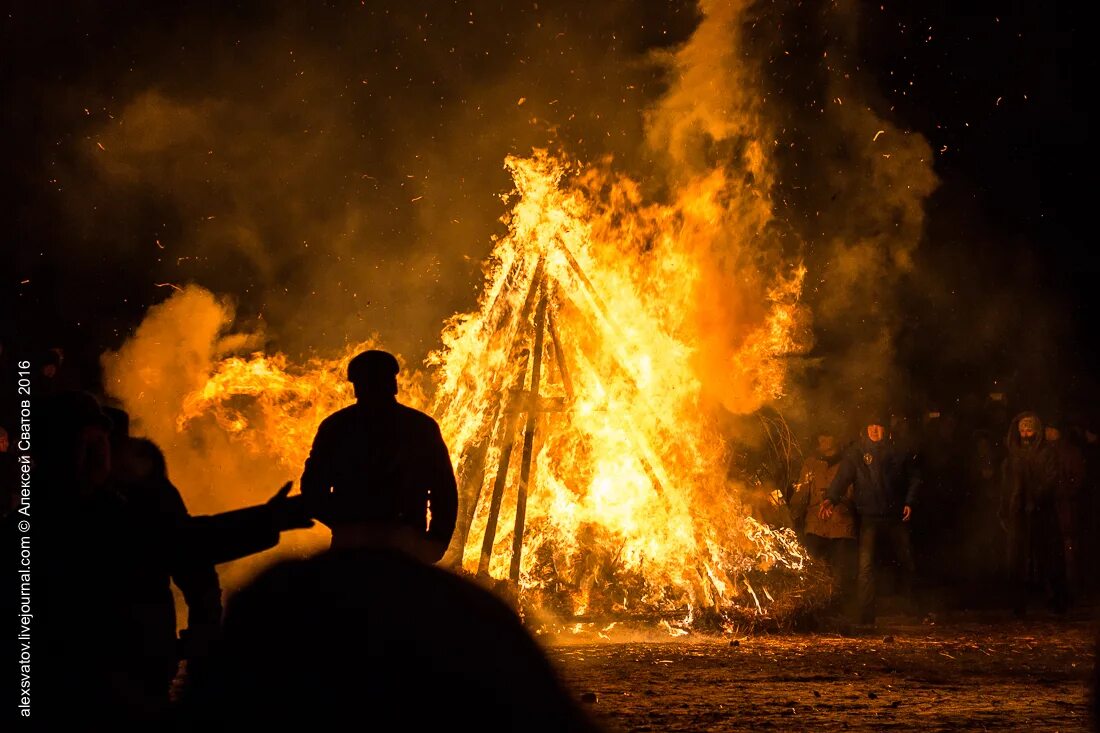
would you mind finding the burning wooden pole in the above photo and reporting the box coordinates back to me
[547,308,574,401]
[475,395,524,577]
[459,257,545,570]
[509,290,549,584]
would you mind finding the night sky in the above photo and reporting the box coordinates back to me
[3,0,1094,418]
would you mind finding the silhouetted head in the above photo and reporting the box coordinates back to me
[1043,414,1065,443]
[347,349,399,401]
[102,406,130,440]
[1016,412,1041,446]
[113,436,169,487]
[816,433,837,459]
[862,408,890,443]
[37,391,114,492]
[40,347,63,379]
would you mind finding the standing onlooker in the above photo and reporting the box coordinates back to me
[965,430,1004,586]
[1002,411,1065,615]
[300,349,458,561]
[918,412,968,591]
[821,412,920,626]
[1044,416,1085,598]
[791,431,856,611]
[1082,420,1100,597]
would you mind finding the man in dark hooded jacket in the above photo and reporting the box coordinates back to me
[821,412,919,625]
[300,349,458,563]
[1003,411,1065,614]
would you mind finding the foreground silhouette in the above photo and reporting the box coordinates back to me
[181,547,602,732]
[14,391,311,725]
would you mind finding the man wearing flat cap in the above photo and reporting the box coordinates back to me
[300,350,458,562]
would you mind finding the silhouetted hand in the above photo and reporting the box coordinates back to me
[902,505,912,522]
[268,481,293,502]
[819,499,834,520]
[267,481,314,531]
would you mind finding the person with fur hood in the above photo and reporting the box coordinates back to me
[1002,411,1066,614]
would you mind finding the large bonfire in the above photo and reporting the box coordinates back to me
[105,0,846,630]
[174,147,815,629]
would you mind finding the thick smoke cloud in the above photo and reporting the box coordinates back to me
[738,0,938,431]
[43,1,697,363]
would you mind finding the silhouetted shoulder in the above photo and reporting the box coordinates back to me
[184,548,600,731]
[316,404,361,431]
[393,402,444,431]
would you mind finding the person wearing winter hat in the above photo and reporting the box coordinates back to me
[821,409,919,626]
[1003,411,1067,614]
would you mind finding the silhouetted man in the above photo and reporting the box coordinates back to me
[300,349,458,562]
[821,412,919,626]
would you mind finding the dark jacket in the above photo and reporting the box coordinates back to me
[827,435,919,518]
[301,396,458,560]
[1002,412,1063,584]
[1048,438,1085,506]
[1002,412,1059,515]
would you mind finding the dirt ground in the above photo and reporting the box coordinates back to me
[544,611,1097,732]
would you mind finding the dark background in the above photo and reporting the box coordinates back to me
[2,0,1094,421]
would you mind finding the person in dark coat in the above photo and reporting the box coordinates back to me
[110,427,224,697]
[965,429,1005,583]
[19,391,313,726]
[300,349,458,562]
[1002,411,1065,614]
[821,412,919,626]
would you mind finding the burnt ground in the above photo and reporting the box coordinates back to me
[545,611,1098,732]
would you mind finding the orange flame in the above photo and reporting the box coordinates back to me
[430,150,809,620]
[167,148,812,624]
